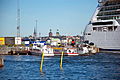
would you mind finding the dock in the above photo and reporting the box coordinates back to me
[0,46,31,55]
[0,44,99,56]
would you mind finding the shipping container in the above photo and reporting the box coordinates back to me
[5,37,15,45]
[0,37,5,45]
[15,37,21,45]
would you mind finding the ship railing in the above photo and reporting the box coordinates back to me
[98,0,108,3]
[98,0,108,7]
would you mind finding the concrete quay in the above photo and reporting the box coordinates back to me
[0,46,30,55]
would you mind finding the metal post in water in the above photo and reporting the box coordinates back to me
[40,52,44,72]
[60,51,64,70]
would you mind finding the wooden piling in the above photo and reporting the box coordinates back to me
[0,58,4,67]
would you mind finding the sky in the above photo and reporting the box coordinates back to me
[0,0,98,37]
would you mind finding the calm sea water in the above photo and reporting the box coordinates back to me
[0,53,120,80]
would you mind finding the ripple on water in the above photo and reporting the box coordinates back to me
[0,53,120,80]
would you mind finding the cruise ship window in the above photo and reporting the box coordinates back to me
[98,27,102,31]
[93,27,97,31]
[88,33,91,35]
[85,33,87,35]
[108,26,113,31]
[114,16,116,19]
[103,27,107,32]
[92,21,113,25]
[114,26,117,31]
[117,16,119,19]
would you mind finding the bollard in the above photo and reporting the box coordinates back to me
[60,51,64,70]
[40,52,44,72]
[0,58,4,67]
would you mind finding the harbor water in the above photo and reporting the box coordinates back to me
[0,53,120,80]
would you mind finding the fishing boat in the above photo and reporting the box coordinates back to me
[30,44,98,56]
[53,47,79,56]
[64,48,79,56]
[41,45,54,56]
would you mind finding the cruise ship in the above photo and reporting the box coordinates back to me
[84,0,120,50]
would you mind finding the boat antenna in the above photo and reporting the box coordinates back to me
[35,20,38,39]
[17,0,20,37]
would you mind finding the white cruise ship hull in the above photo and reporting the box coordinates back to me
[84,27,120,50]
[84,0,120,50]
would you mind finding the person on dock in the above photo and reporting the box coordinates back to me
[71,39,75,47]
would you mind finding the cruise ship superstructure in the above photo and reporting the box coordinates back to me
[84,0,120,50]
